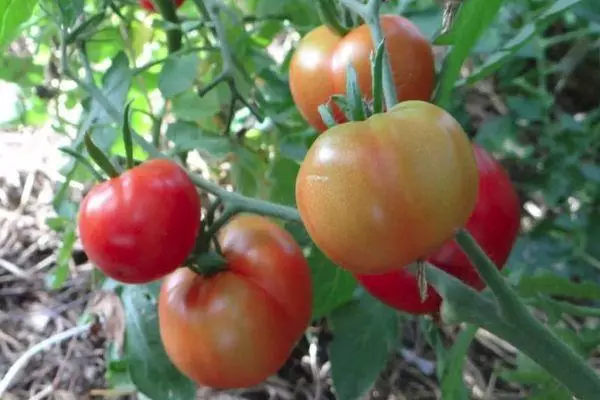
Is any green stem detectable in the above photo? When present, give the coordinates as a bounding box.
[154,0,183,53]
[340,0,398,108]
[186,173,301,222]
[454,229,527,316]
[316,0,350,36]
[450,229,600,399]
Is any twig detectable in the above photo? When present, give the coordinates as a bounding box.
[191,0,264,134]
[0,258,30,279]
[0,323,94,396]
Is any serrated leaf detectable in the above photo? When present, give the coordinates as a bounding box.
[159,54,200,98]
[434,0,504,108]
[0,0,38,50]
[165,121,232,156]
[122,285,196,400]
[329,290,398,400]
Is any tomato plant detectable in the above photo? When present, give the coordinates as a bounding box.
[428,144,521,290]
[78,159,201,284]
[331,14,435,106]
[296,100,478,275]
[139,0,186,12]
[356,269,442,315]
[158,215,313,389]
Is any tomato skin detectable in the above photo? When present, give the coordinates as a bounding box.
[427,145,521,290]
[139,0,185,12]
[289,25,344,132]
[295,100,478,275]
[356,269,442,315]
[158,215,312,389]
[355,145,520,315]
[331,15,435,105]
[78,159,201,284]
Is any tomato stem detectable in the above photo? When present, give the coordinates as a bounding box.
[339,0,399,108]
[153,0,183,53]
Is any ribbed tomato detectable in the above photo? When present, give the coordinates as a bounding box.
[158,215,313,389]
[296,101,478,275]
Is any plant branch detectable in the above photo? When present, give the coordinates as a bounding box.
[154,0,183,52]
[191,0,264,133]
[0,323,93,396]
[340,0,398,107]
[425,230,600,400]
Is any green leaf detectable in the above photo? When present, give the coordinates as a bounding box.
[159,54,200,98]
[370,39,386,115]
[0,0,38,50]
[345,63,366,121]
[122,284,196,400]
[267,156,299,206]
[329,290,399,400]
[171,90,221,122]
[433,0,504,108]
[165,121,232,156]
[46,224,76,290]
[122,101,135,169]
[57,0,84,28]
[539,0,584,19]
[517,272,600,300]
[85,131,120,178]
[308,246,357,319]
[440,325,477,399]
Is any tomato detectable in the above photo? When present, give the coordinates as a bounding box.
[289,25,344,132]
[140,0,185,12]
[295,100,478,275]
[427,144,521,290]
[158,215,312,389]
[331,14,435,106]
[356,269,442,315]
[289,15,434,133]
[78,159,201,284]
[355,145,520,315]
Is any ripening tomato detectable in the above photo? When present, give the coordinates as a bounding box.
[140,0,186,12]
[354,145,520,315]
[289,25,344,132]
[296,100,478,275]
[78,159,201,284]
[427,144,521,290]
[158,215,312,389]
[331,14,435,106]
[356,269,442,315]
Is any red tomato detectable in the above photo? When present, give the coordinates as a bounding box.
[355,145,520,315]
[295,101,478,275]
[289,25,345,132]
[427,144,521,290]
[78,159,201,284]
[158,215,312,389]
[330,14,435,107]
[356,269,442,315]
[139,0,185,12]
